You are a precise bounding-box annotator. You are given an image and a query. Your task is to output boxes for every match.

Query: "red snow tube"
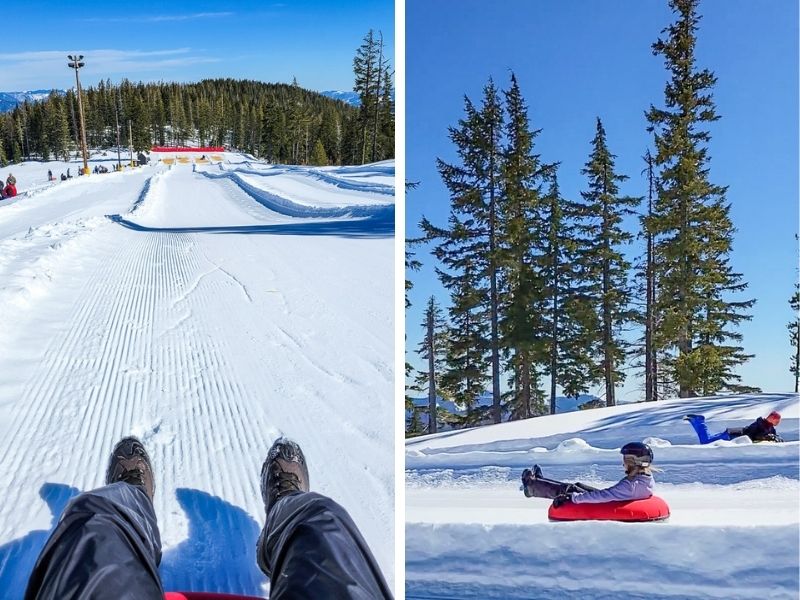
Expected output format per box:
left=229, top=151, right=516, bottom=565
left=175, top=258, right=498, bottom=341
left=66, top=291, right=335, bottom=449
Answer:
left=164, top=593, right=264, bottom=600
left=548, top=495, right=670, bottom=522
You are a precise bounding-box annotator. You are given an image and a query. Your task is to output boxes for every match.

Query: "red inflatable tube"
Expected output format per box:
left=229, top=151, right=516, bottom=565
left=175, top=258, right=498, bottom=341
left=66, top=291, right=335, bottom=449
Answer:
left=548, top=495, right=670, bottom=522
left=164, top=593, right=264, bottom=600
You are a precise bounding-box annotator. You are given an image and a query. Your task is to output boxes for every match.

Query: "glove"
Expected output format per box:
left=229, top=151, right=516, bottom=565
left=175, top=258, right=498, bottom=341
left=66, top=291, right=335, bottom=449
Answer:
left=552, top=494, right=571, bottom=508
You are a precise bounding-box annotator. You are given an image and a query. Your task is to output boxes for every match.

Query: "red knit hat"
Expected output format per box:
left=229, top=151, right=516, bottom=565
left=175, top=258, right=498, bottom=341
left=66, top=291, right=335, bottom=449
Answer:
left=766, top=411, right=781, bottom=425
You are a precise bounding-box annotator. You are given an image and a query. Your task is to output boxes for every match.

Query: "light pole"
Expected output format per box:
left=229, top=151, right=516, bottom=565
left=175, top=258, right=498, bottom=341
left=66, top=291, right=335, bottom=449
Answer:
left=67, top=54, right=90, bottom=175
left=114, top=92, right=122, bottom=170
left=128, top=120, right=134, bottom=167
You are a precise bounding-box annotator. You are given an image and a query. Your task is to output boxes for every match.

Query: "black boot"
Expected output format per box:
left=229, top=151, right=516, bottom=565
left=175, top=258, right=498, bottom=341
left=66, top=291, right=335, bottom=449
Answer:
left=105, top=437, right=155, bottom=501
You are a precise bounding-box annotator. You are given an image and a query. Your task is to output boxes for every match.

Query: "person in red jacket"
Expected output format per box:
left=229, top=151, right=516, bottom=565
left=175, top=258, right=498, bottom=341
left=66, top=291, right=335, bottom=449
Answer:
left=3, top=173, right=17, bottom=198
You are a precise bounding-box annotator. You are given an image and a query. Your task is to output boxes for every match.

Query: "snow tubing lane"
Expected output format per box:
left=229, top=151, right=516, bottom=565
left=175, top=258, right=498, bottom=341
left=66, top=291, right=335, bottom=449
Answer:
left=165, top=593, right=264, bottom=600
left=547, top=496, right=670, bottom=522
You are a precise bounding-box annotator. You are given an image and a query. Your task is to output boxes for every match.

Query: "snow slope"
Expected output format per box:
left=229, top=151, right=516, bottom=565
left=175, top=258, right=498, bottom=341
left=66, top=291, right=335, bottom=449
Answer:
left=406, top=393, right=799, bottom=599
left=0, top=155, right=395, bottom=597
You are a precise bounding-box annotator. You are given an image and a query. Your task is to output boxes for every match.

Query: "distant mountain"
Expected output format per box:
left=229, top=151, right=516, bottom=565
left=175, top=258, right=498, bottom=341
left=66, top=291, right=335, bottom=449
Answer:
left=320, top=90, right=360, bottom=107
left=0, top=90, right=64, bottom=112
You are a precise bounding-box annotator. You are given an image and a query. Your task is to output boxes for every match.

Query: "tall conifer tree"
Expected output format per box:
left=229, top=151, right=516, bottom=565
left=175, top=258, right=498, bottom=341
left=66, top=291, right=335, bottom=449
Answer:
left=498, top=74, right=548, bottom=419
left=421, top=81, right=505, bottom=424
left=646, top=0, right=755, bottom=396
left=416, top=297, right=447, bottom=433
left=578, top=118, right=639, bottom=406
left=789, top=278, right=800, bottom=394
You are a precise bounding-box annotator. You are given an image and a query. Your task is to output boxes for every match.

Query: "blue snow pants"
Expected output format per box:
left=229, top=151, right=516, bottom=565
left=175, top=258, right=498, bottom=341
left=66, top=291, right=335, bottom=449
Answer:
left=686, top=415, right=731, bottom=444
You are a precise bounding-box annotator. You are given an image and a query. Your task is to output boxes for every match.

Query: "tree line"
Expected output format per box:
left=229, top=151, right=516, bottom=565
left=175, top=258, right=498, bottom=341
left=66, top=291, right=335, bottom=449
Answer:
left=0, top=31, right=393, bottom=167
left=407, top=0, right=765, bottom=435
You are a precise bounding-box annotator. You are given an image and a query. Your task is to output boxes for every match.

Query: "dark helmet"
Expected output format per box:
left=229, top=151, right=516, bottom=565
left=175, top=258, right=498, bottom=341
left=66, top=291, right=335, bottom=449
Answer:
left=620, top=442, right=654, bottom=466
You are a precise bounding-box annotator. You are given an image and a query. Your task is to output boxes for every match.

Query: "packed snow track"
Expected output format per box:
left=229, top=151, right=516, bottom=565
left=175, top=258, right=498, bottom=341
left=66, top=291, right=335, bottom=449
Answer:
left=406, top=393, right=799, bottom=600
left=0, top=154, right=395, bottom=597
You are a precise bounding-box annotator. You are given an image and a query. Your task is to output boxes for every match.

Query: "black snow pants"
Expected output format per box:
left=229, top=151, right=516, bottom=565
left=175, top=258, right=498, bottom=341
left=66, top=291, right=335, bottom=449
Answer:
left=525, top=477, right=599, bottom=499
left=25, top=484, right=392, bottom=600
left=24, top=482, right=163, bottom=600
left=258, top=491, right=393, bottom=599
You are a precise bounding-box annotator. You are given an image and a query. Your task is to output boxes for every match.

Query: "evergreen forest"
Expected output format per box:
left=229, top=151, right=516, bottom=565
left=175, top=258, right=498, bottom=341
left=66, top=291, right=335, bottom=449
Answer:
left=0, top=30, right=393, bottom=167
left=407, top=0, right=769, bottom=435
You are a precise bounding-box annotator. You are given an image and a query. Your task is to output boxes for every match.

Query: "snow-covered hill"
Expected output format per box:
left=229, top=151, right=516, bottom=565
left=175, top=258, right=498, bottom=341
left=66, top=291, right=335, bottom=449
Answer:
left=406, top=392, right=799, bottom=599
left=320, top=90, right=361, bottom=106
left=0, top=90, right=63, bottom=112
left=0, top=153, right=395, bottom=597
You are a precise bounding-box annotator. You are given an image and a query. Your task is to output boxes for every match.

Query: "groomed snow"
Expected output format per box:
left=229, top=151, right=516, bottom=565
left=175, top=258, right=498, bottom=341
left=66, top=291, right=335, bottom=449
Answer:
left=406, top=393, right=799, bottom=599
left=0, top=154, right=395, bottom=598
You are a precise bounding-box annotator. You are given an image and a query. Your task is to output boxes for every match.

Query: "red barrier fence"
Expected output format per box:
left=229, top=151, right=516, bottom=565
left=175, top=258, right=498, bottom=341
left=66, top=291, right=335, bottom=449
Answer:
left=151, top=146, right=225, bottom=153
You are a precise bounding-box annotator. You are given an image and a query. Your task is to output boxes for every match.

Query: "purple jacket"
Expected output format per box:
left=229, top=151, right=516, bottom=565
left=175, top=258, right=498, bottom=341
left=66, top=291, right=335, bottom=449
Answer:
left=571, top=474, right=654, bottom=504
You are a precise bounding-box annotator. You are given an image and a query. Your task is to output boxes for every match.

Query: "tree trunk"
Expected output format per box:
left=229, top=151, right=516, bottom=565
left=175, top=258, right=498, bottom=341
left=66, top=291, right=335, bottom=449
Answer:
left=602, top=168, right=615, bottom=406
left=371, top=32, right=383, bottom=164
left=645, top=152, right=655, bottom=401
left=427, top=308, right=437, bottom=435
left=488, top=120, right=501, bottom=424
left=521, top=353, right=531, bottom=419
left=550, top=220, right=559, bottom=415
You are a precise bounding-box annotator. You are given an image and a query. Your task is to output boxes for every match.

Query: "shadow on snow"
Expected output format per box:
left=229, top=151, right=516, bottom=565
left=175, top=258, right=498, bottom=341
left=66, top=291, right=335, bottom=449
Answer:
left=106, top=213, right=393, bottom=239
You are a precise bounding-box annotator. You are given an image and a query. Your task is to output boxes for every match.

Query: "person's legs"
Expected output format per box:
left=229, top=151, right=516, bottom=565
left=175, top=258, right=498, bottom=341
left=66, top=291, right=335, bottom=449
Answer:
left=522, top=465, right=598, bottom=497
left=256, top=437, right=392, bottom=599
left=685, top=414, right=730, bottom=444
left=522, top=477, right=568, bottom=499
left=259, top=491, right=392, bottom=599
left=25, top=483, right=162, bottom=600
left=25, top=437, right=162, bottom=600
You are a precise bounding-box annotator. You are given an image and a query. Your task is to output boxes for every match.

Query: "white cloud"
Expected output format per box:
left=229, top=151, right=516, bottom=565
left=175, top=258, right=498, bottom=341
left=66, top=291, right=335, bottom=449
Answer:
left=0, top=49, right=219, bottom=90
left=80, top=12, right=233, bottom=23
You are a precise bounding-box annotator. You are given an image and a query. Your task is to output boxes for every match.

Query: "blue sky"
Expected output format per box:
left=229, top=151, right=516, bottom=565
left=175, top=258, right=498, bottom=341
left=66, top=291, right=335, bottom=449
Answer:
left=2, top=0, right=393, bottom=92
left=406, top=0, right=799, bottom=400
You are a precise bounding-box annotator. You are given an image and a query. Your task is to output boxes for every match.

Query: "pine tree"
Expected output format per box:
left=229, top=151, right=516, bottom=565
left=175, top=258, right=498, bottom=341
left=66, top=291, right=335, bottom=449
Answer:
left=416, top=296, right=447, bottom=433
left=541, top=172, right=598, bottom=408
left=423, top=80, right=504, bottom=423
left=370, top=30, right=385, bottom=163
left=310, top=139, right=328, bottom=165
left=498, top=73, right=548, bottom=419
left=379, top=64, right=395, bottom=160
left=578, top=118, right=639, bottom=406
left=790, top=267, right=800, bottom=393
left=421, top=215, right=490, bottom=423
left=646, top=0, right=755, bottom=396
left=639, top=149, right=659, bottom=402
left=353, top=30, right=379, bottom=164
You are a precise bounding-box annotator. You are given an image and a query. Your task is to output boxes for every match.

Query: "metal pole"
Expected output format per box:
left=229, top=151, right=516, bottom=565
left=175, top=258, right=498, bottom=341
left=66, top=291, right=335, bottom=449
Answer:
left=67, top=55, right=89, bottom=175
left=114, top=97, right=121, bottom=170
left=128, top=120, right=134, bottom=167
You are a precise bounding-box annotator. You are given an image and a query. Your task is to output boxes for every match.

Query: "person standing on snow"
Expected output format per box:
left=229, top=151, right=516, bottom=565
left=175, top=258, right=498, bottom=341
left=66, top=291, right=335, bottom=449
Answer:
left=684, top=411, right=783, bottom=444
left=24, top=436, right=393, bottom=600
left=521, top=442, right=656, bottom=508
left=3, top=174, right=17, bottom=198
